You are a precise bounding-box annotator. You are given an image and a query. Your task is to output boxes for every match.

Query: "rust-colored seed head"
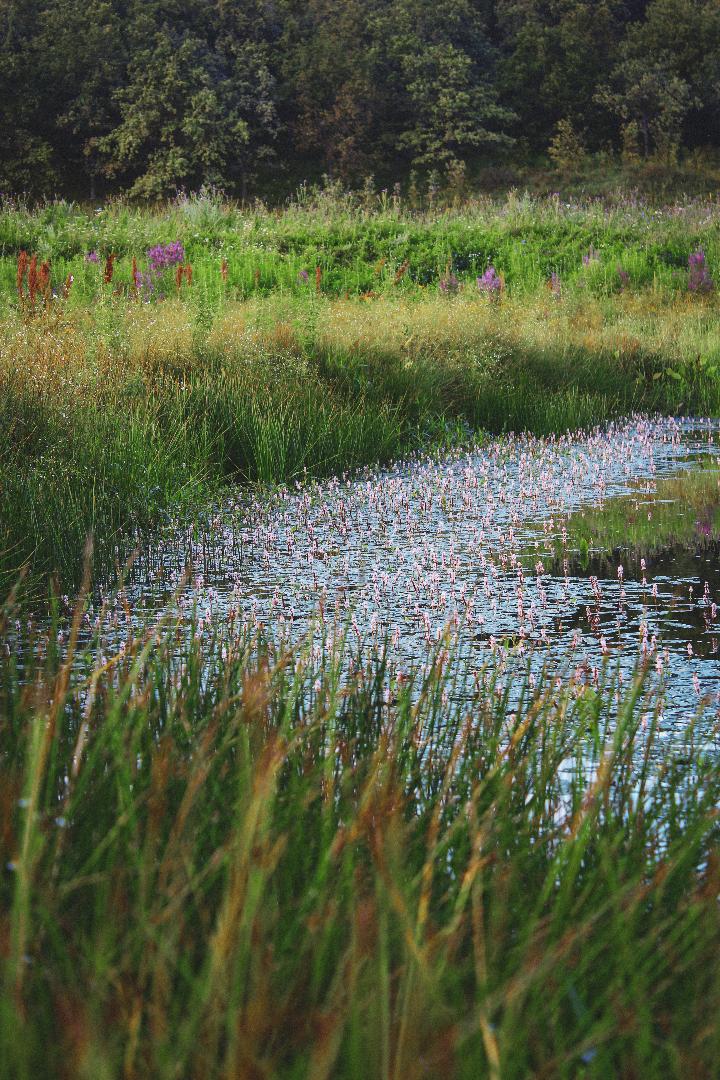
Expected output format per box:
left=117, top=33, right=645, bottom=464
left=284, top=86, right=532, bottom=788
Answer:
left=63, top=274, right=74, bottom=299
left=132, top=257, right=139, bottom=295
left=394, top=259, right=409, bottom=284
left=16, top=250, right=28, bottom=298
left=315, top=265, right=322, bottom=293
left=38, top=260, right=51, bottom=301
left=220, top=258, right=228, bottom=282
left=184, top=264, right=192, bottom=285
left=176, top=264, right=183, bottom=289
left=103, top=254, right=116, bottom=285
left=28, top=254, right=38, bottom=306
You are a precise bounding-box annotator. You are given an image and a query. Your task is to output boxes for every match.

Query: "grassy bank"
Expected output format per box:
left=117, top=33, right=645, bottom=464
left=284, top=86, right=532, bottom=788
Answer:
left=2, top=189, right=720, bottom=305
left=3, top=284, right=720, bottom=594
left=0, top=602, right=718, bottom=1078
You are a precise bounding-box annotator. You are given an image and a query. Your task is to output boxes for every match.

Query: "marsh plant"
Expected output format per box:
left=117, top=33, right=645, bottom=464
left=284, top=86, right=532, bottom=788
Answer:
left=0, top=591, right=719, bottom=1078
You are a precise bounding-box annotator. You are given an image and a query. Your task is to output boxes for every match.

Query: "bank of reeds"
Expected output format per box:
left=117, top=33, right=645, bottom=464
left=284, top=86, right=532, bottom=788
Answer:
left=0, top=598, right=718, bottom=1078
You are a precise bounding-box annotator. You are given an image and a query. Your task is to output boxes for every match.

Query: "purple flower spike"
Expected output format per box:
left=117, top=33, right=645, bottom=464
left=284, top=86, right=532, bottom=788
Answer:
left=477, top=266, right=503, bottom=294
left=85, top=251, right=100, bottom=264
left=688, top=248, right=714, bottom=293
left=147, top=241, right=185, bottom=273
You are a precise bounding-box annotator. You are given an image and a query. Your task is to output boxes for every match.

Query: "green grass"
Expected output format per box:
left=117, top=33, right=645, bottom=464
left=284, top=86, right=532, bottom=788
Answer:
left=1, top=188, right=720, bottom=307
left=0, top=601, right=719, bottom=1078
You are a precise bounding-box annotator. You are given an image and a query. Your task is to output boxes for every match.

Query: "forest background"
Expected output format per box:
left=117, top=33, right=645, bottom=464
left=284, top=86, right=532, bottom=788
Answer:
left=3, top=0, right=720, bottom=202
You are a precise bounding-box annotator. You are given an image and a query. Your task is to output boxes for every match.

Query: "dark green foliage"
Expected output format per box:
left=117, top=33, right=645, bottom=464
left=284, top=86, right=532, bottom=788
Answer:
left=3, top=0, right=720, bottom=197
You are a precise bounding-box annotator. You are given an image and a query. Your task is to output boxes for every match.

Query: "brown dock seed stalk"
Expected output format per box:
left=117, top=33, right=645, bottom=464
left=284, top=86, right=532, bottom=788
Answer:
left=184, top=264, right=192, bottom=285
left=28, top=255, right=38, bottom=307
left=38, top=260, right=51, bottom=304
left=176, top=264, right=184, bottom=290
left=103, top=254, right=116, bottom=285
left=16, top=250, right=28, bottom=302
left=394, top=259, right=409, bottom=284
left=220, top=258, right=228, bottom=282
left=315, top=265, right=322, bottom=293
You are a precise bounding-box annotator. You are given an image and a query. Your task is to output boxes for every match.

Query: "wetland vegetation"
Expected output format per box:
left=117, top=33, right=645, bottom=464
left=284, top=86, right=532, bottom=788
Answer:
left=2, top=191, right=720, bottom=1077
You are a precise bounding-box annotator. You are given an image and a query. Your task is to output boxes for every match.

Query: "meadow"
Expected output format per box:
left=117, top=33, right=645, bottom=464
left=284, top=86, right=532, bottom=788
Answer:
left=1, top=190, right=720, bottom=1077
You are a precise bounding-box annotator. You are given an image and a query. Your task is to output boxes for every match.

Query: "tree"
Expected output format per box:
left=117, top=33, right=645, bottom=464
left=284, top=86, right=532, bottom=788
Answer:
left=36, top=0, right=127, bottom=198
left=100, top=4, right=279, bottom=198
left=0, top=0, right=54, bottom=194
left=595, top=1, right=720, bottom=159
left=277, top=0, right=388, bottom=181
left=596, top=60, right=695, bottom=159
left=381, top=0, right=515, bottom=172
left=494, top=1, right=629, bottom=153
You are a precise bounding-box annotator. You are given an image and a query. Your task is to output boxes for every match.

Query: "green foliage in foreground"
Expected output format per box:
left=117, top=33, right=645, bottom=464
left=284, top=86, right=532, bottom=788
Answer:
left=0, top=602, right=718, bottom=1078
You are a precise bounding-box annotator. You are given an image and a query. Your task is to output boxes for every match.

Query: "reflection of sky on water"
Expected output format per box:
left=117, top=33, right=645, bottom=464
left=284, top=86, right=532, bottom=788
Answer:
left=107, top=415, right=720, bottom=743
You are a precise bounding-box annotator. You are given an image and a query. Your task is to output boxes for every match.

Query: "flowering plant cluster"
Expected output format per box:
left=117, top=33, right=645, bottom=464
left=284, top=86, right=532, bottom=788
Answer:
left=477, top=266, right=503, bottom=294
left=582, top=245, right=600, bottom=266
left=147, top=241, right=185, bottom=274
left=688, top=248, right=714, bottom=293
left=439, top=272, right=460, bottom=294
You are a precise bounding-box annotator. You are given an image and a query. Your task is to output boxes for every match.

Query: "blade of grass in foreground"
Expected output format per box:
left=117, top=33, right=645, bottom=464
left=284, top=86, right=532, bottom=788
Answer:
left=0, top=591, right=718, bottom=1077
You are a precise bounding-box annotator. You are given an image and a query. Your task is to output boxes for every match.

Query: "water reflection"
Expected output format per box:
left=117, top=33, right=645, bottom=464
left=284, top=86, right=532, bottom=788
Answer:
left=107, top=415, right=720, bottom=739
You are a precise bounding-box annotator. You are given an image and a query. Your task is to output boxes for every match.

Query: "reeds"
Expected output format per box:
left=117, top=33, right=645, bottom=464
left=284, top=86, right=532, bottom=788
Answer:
left=0, top=601, right=718, bottom=1077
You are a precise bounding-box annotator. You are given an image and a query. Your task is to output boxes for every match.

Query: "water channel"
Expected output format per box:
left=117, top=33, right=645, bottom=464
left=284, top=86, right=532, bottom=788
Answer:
left=73, top=414, right=718, bottom=746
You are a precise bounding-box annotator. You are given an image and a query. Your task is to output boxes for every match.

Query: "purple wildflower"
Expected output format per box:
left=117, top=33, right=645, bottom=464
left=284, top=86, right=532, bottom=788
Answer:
left=298, top=269, right=309, bottom=283
left=616, top=264, right=630, bottom=289
left=85, top=251, right=100, bottom=264
left=688, top=248, right=714, bottom=293
left=147, top=241, right=185, bottom=274
left=439, top=272, right=460, bottom=294
left=548, top=272, right=562, bottom=297
left=477, top=266, right=503, bottom=295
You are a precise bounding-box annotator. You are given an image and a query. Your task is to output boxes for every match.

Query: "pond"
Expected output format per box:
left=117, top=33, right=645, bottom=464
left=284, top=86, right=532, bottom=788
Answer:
left=93, top=414, right=720, bottom=745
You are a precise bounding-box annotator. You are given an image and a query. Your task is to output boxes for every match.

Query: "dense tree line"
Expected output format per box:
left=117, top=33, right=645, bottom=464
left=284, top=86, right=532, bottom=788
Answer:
left=1, top=0, right=719, bottom=199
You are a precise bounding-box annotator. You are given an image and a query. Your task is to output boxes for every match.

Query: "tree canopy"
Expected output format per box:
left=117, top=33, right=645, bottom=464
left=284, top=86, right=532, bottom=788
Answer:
left=1, top=0, right=719, bottom=198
